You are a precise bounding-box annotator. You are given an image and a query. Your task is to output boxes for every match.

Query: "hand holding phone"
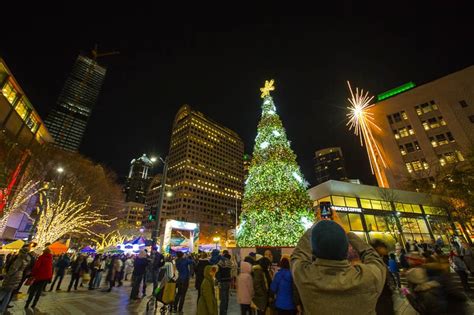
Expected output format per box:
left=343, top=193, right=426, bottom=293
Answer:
left=319, top=202, right=333, bottom=220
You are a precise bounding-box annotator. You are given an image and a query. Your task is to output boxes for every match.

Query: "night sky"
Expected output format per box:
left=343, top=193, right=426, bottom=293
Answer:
left=2, top=3, right=473, bottom=186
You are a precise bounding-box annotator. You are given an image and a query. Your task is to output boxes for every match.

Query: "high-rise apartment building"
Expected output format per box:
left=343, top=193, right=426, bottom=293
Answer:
left=368, top=65, right=474, bottom=188
left=45, top=54, right=107, bottom=152
left=163, top=105, right=244, bottom=233
left=124, top=154, right=154, bottom=203
left=314, top=147, right=348, bottom=185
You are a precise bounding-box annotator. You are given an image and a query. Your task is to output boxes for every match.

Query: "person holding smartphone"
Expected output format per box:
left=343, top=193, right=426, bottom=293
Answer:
left=291, top=209, right=386, bottom=315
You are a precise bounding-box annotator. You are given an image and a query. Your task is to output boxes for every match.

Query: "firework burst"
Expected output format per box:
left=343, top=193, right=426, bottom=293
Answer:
left=346, top=81, right=388, bottom=187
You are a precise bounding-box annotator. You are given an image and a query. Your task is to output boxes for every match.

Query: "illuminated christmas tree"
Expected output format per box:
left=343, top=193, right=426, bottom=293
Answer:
left=237, top=80, right=314, bottom=247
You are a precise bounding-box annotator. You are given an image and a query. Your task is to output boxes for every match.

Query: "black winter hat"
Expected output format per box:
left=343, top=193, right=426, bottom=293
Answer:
left=311, top=220, right=348, bottom=260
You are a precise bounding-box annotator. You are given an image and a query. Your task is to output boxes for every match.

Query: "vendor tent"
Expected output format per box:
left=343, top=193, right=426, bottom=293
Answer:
left=48, top=242, right=68, bottom=255
left=80, top=246, right=96, bottom=254
left=3, top=239, right=24, bottom=250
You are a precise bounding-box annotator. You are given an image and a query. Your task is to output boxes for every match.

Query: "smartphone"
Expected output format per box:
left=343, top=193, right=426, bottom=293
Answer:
left=319, top=202, right=333, bottom=220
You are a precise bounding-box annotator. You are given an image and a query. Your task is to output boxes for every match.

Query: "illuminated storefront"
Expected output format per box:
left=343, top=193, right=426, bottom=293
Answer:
left=308, top=180, right=455, bottom=249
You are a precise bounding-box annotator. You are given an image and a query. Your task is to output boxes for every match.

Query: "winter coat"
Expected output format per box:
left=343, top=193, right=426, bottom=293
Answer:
left=195, top=259, right=210, bottom=290
left=132, top=257, right=149, bottom=276
left=175, top=257, right=193, bottom=282
left=388, top=258, right=399, bottom=273
left=237, top=262, right=254, bottom=305
left=31, top=252, right=53, bottom=283
left=252, top=265, right=271, bottom=311
left=462, top=247, right=474, bottom=273
left=2, top=249, right=31, bottom=289
left=270, top=268, right=295, bottom=311
left=55, top=255, right=70, bottom=275
left=291, top=230, right=386, bottom=315
left=405, top=267, right=447, bottom=315
left=217, top=256, right=232, bottom=282
left=152, top=252, right=164, bottom=271
left=197, top=265, right=218, bottom=315
left=452, top=256, right=468, bottom=272
left=376, top=266, right=395, bottom=315
left=209, top=249, right=220, bottom=265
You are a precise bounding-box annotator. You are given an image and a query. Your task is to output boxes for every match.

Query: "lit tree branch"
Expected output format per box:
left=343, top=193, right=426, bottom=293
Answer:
left=0, top=181, right=44, bottom=235
left=32, top=186, right=115, bottom=248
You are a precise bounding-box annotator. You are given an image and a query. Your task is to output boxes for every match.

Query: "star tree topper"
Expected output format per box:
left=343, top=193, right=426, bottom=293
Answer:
left=260, top=79, right=275, bottom=98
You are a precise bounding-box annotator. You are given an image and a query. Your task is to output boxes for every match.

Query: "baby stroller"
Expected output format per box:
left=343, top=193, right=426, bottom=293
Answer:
left=146, top=268, right=176, bottom=315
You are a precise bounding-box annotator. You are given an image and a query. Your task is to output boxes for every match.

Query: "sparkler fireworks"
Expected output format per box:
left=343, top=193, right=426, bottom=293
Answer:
left=346, top=81, right=388, bottom=187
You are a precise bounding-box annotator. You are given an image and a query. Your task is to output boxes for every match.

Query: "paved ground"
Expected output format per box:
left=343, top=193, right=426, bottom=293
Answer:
left=7, top=274, right=473, bottom=314
left=9, top=275, right=238, bottom=315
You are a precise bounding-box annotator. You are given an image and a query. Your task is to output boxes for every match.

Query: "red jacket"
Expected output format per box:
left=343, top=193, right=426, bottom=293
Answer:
left=31, top=253, right=53, bottom=282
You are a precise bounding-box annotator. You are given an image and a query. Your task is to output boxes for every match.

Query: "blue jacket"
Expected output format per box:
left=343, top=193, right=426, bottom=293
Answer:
left=175, top=257, right=194, bottom=281
left=270, top=268, right=295, bottom=311
left=388, top=258, right=399, bottom=273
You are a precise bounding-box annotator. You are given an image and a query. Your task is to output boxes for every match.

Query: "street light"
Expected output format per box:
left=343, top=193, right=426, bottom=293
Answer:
left=56, top=167, right=64, bottom=173
left=166, top=191, right=173, bottom=198
left=150, top=157, right=157, bottom=163
left=151, top=155, right=169, bottom=248
left=213, top=236, right=221, bottom=249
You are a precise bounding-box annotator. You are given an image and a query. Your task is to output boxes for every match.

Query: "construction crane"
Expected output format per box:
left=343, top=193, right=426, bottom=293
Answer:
left=91, top=43, right=120, bottom=61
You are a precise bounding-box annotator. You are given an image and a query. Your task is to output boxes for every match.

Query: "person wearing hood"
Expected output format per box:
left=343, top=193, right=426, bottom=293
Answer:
left=271, top=257, right=296, bottom=314
left=0, top=247, right=31, bottom=313
left=130, top=250, right=149, bottom=300
left=49, top=253, right=70, bottom=291
left=237, top=261, right=254, bottom=315
left=217, top=250, right=233, bottom=315
left=252, top=256, right=273, bottom=315
left=25, top=247, right=53, bottom=310
left=291, top=214, right=386, bottom=315
left=197, top=265, right=218, bottom=315
left=195, top=252, right=210, bottom=300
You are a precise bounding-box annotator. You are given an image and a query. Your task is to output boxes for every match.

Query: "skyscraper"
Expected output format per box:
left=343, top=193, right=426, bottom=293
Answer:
left=45, top=54, right=107, bottom=152
left=124, top=154, right=154, bottom=203
left=367, top=65, right=474, bottom=188
left=163, top=105, right=244, bottom=234
left=314, top=147, right=348, bottom=184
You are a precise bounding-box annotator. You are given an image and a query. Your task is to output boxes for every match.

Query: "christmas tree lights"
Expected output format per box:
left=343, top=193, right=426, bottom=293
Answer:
left=237, top=80, right=313, bottom=247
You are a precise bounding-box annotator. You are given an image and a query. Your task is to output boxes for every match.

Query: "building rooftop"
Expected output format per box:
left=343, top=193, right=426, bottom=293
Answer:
left=308, top=180, right=444, bottom=207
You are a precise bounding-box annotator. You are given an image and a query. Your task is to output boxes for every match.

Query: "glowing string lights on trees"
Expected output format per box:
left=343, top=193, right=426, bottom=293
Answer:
left=346, top=81, right=388, bottom=188
left=27, top=187, right=114, bottom=248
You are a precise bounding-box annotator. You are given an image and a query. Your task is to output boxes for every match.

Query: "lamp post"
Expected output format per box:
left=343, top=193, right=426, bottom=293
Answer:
left=151, top=156, right=169, bottom=249
left=213, top=236, right=221, bottom=249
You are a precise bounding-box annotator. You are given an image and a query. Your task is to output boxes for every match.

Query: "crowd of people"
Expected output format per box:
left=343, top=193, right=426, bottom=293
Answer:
left=0, top=217, right=472, bottom=314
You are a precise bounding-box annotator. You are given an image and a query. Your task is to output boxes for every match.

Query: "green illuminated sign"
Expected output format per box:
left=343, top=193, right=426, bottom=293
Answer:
left=377, top=82, right=416, bottom=101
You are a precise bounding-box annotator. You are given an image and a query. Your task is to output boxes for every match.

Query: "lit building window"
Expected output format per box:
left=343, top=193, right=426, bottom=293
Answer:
left=401, top=111, right=408, bottom=120
left=422, top=121, right=430, bottom=130
left=1, top=80, right=19, bottom=104
left=399, top=145, right=407, bottom=156
left=411, top=160, right=423, bottom=172
left=405, top=163, right=413, bottom=173
left=422, top=159, right=429, bottom=170
left=399, top=128, right=409, bottom=138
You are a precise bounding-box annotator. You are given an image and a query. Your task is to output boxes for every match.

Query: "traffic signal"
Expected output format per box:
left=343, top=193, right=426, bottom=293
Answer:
left=148, top=213, right=156, bottom=221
